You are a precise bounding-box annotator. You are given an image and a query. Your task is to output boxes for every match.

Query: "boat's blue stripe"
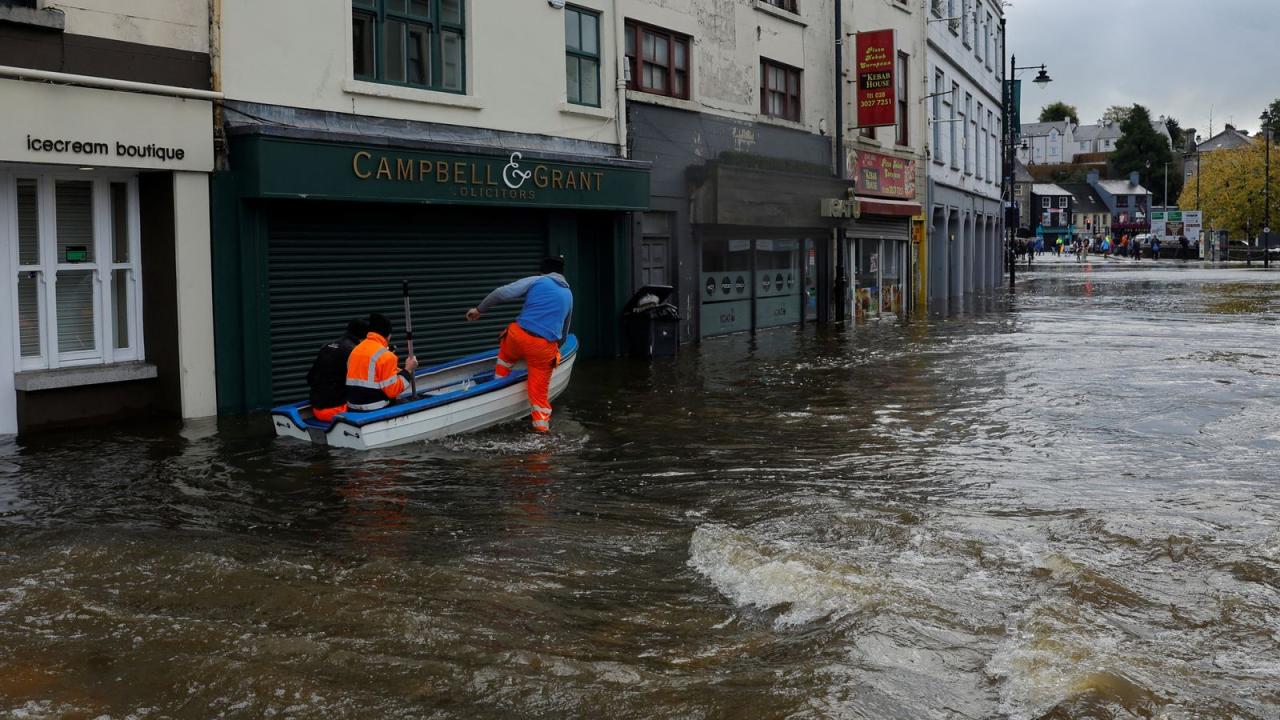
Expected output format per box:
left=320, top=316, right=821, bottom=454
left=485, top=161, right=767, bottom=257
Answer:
left=271, top=335, right=578, bottom=433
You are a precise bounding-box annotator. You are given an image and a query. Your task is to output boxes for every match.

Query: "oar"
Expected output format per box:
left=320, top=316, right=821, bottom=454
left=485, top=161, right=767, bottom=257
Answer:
left=402, top=280, right=417, bottom=397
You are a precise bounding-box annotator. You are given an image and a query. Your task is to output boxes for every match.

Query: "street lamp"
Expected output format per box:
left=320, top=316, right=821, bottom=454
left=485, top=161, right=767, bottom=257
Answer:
left=1002, top=44, right=1053, bottom=285
left=1263, top=110, right=1272, bottom=268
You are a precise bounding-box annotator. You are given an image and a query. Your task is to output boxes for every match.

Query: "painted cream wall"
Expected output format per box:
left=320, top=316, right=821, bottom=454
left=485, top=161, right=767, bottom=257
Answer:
left=619, top=0, right=836, bottom=136
left=926, top=0, right=1003, bottom=201
left=172, top=171, right=217, bottom=419
left=219, top=0, right=622, bottom=148
left=842, top=0, right=928, bottom=170
left=0, top=177, right=14, bottom=435
left=51, top=0, right=209, bottom=53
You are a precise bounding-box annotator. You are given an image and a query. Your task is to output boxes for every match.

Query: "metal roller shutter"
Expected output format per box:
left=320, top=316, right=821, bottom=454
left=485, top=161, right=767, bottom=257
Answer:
left=846, top=216, right=910, bottom=242
left=267, top=202, right=546, bottom=404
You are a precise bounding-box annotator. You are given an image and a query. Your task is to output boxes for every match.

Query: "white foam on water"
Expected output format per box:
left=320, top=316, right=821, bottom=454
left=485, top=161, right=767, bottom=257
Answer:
left=687, top=524, right=881, bottom=627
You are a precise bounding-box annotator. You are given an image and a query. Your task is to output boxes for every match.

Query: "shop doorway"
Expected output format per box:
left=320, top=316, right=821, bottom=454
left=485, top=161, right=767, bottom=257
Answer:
left=847, top=238, right=908, bottom=321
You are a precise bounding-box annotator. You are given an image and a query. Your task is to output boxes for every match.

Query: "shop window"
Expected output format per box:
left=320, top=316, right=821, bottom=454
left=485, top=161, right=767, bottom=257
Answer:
left=565, top=6, right=601, bottom=107
left=351, top=0, right=465, bottom=93
left=760, top=59, right=801, bottom=122
left=700, top=238, right=803, bottom=337
left=854, top=239, right=906, bottom=321
left=625, top=21, right=690, bottom=100
left=895, top=52, right=909, bottom=146
left=6, top=174, right=142, bottom=371
left=754, top=239, right=800, bottom=329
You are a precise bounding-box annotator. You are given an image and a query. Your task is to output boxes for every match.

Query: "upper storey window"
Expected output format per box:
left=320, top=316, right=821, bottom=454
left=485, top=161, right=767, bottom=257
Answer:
left=763, top=0, right=798, bottom=12
left=625, top=21, right=691, bottom=100
left=352, top=0, right=465, bottom=93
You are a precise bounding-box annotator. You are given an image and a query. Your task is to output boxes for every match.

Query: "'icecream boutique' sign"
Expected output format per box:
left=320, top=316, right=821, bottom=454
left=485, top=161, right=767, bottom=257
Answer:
left=2, top=78, right=213, bottom=172
left=244, top=137, right=650, bottom=211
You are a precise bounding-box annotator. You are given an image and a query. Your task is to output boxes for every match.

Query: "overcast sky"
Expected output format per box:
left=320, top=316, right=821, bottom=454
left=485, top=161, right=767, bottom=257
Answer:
left=1006, top=0, right=1278, bottom=140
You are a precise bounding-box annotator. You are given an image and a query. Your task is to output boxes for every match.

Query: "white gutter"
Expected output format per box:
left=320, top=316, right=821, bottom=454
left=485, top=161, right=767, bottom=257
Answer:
left=0, top=65, right=224, bottom=101
left=611, top=0, right=627, bottom=158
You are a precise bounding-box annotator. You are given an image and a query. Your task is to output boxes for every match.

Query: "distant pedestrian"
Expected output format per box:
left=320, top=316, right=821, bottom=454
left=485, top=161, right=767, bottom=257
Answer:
left=1152, top=236, right=1161, bottom=260
left=1179, top=235, right=1190, bottom=260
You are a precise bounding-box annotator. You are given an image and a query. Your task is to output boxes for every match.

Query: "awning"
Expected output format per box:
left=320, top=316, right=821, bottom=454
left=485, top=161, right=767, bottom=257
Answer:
left=858, top=197, right=922, bottom=217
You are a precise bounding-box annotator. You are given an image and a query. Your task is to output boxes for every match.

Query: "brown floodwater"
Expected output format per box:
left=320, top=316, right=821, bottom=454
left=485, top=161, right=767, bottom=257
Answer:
left=1, top=257, right=1278, bottom=719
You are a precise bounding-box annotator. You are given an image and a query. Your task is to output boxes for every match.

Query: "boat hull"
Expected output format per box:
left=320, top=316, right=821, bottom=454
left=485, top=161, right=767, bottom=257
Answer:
left=271, top=335, right=577, bottom=450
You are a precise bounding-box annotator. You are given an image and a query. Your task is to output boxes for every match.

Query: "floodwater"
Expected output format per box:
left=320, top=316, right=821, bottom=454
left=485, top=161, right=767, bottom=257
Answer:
left=2, top=257, right=1279, bottom=719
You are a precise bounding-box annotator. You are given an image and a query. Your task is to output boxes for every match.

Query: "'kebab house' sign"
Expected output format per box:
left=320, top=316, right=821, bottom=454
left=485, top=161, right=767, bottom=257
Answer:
left=855, top=29, right=897, bottom=129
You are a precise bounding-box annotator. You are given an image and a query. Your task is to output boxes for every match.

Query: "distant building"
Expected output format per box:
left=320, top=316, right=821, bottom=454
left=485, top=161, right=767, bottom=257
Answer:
left=1087, top=171, right=1150, bottom=236
left=1196, top=124, right=1254, bottom=154
left=1060, top=183, right=1111, bottom=239
left=1017, top=119, right=1172, bottom=166
left=1012, top=158, right=1035, bottom=234
left=1030, top=183, right=1073, bottom=244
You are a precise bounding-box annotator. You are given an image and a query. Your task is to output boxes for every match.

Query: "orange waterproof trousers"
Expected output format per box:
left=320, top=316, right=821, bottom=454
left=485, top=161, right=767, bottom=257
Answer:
left=495, top=323, right=560, bottom=432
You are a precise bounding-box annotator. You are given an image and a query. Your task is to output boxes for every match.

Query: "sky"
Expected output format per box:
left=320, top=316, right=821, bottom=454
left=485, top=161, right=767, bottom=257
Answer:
left=1006, top=0, right=1279, bottom=141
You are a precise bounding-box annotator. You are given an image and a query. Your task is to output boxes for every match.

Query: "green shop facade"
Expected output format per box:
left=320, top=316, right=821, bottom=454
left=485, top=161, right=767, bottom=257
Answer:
left=212, top=129, right=649, bottom=414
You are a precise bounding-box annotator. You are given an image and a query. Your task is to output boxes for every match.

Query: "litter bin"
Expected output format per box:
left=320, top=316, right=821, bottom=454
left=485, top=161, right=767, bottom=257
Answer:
left=622, top=284, right=679, bottom=358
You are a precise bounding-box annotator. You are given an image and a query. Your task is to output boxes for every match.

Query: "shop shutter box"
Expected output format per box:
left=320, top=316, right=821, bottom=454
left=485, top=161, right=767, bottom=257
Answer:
left=266, top=203, right=546, bottom=405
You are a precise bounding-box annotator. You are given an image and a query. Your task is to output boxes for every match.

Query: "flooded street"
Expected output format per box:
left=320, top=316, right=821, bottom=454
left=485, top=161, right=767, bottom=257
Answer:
left=2, top=258, right=1279, bottom=719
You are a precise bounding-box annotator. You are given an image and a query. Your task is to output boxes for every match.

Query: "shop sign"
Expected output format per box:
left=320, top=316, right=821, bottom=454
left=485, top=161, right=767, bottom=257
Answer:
left=242, top=137, right=649, bottom=210
left=2, top=78, right=212, bottom=172
left=855, top=30, right=897, bottom=129
left=848, top=149, right=916, bottom=200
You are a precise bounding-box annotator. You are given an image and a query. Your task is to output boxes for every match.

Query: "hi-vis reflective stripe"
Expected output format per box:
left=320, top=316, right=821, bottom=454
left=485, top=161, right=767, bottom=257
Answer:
left=532, top=419, right=550, bottom=429
left=532, top=406, right=553, bottom=416
left=496, top=358, right=515, bottom=368
left=346, top=348, right=401, bottom=389
left=348, top=399, right=390, bottom=411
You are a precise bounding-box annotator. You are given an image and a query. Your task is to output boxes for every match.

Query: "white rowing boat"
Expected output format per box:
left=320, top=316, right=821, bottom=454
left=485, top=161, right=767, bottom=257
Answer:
left=271, top=334, right=577, bottom=449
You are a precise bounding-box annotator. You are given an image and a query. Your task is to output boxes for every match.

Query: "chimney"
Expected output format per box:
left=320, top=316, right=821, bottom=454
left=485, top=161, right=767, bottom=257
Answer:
left=1225, top=123, right=1235, bottom=132
left=1185, top=128, right=1197, bottom=153
left=1129, top=171, right=1140, bottom=187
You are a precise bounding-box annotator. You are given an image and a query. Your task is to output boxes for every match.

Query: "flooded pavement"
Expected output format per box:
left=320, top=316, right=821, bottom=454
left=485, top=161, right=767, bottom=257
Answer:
left=2, top=258, right=1279, bottom=719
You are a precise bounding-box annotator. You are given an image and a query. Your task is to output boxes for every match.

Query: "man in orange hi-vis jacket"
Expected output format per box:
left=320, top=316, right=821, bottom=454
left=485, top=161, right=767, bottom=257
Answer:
left=345, top=313, right=419, bottom=412
left=465, top=257, right=573, bottom=432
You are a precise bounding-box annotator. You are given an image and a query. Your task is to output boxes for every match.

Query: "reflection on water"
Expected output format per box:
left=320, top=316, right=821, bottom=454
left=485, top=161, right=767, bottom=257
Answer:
left=2, top=260, right=1279, bottom=719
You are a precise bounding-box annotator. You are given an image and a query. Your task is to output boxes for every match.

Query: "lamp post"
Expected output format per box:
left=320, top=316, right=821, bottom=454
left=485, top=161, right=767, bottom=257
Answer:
left=1001, top=40, right=1052, bottom=286
left=1263, top=110, right=1272, bottom=268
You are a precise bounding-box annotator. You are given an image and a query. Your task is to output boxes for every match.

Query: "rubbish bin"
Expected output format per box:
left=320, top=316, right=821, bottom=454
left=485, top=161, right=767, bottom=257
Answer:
left=622, top=285, right=679, bottom=358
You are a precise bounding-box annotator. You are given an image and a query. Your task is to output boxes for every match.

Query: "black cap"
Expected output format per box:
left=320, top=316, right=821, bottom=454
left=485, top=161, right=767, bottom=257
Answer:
left=345, top=317, right=370, bottom=340
left=541, top=256, right=565, bottom=274
left=367, top=312, right=393, bottom=339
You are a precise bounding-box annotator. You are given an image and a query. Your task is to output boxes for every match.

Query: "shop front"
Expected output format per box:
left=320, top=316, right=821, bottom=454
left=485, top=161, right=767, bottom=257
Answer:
left=212, top=130, right=649, bottom=414
left=689, top=160, right=838, bottom=339
left=0, top=78, right=215, bottom=434
left=843, top=149, right=921, bottom=322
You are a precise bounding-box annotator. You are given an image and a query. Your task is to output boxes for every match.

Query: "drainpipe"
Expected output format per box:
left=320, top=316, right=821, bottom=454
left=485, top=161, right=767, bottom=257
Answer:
left=0, top=65, right=223, bottom=100
left=210, top=0, right=227, bottom=170
left=832, top=0, right=846, bottom=324
left=612, top=0, right=628, bottom=158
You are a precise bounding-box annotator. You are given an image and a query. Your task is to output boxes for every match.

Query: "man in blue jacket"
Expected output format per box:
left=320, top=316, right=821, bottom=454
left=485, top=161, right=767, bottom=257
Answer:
left=465, top=257, right=573, bottom=432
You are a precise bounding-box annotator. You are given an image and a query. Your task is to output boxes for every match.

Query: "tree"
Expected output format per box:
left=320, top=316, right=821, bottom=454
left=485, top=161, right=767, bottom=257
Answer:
left=1039, top=101, right=1080, bottom=125
left=1164, top=116, right=1186, bottom=152
left=1179, top=138, right=1280, bottom=239
left=1100, top=105, right=1133, bottom=126
left=1111, top=104, right=1181, bottom=206
left=1264, top=99, right=1280, bottom=138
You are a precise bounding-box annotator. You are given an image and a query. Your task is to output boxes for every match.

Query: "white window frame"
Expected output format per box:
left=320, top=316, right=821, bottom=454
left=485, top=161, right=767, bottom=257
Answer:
left=5, top=170, right=144, bottom=373
left=1042, top=197, right=1050, bottom=209
left=1059, top=196, right=1070, bottom=209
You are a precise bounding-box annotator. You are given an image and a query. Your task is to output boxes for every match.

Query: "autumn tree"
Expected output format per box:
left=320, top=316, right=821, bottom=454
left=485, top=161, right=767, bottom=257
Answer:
left=1039, top=101, right=1080, bottom=125
left=1112, top=105, right=1181, bottom=206
left=1179, top=139, right=1280, bottom=239
left=1099, top=105, right=1133, bottom=126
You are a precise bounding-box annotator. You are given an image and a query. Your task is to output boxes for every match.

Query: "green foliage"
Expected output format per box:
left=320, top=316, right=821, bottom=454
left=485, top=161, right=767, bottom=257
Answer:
left=1039, top=101, right=1080, bottom=125
left=1111, top=105, right=1180, bottom=205
left=1264, top=99, right=1280, bottom=138
left=1164, top=116, right=1186, bottom=152
left=1100, top=105, right=1133, bottom=126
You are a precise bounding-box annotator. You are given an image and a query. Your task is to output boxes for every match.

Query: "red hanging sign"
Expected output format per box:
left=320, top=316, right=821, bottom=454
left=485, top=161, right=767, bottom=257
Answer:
left=855, top=30, right=896, bottom=129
